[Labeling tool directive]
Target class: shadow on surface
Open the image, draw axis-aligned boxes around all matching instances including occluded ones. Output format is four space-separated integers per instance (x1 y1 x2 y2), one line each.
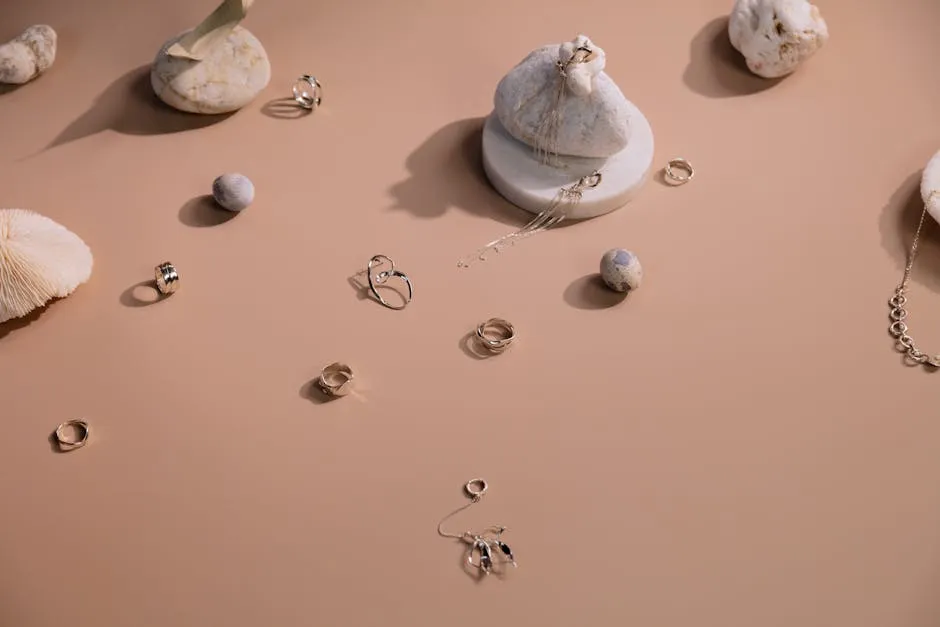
458 330 493 360
388 117 526 227
879 170 940 295
260 97 312 120
179 194 236 227
563 274 628 310
299 379 337 405
683 16 783 98
0 306 46 340
40 64 232 153
119 281 166 307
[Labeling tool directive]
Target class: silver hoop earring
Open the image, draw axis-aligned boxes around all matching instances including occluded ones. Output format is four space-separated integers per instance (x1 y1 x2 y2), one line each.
437 478 517 577
366 254 413 310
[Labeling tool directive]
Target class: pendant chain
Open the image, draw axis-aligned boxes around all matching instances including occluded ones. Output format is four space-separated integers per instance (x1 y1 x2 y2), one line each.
889 194 940 368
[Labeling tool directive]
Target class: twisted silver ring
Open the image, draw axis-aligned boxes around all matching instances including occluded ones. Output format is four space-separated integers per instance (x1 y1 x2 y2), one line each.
154 262 179 295
318 362 354 397
292 75 322 110
55 419 90 451
367 255 413 310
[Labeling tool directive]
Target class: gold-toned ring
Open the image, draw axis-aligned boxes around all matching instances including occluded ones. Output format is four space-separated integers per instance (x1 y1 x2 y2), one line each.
465 478 488 499
475 318 515 354
318 362 354 397
55 419 90 451
664 158 694 185
154 262 179 295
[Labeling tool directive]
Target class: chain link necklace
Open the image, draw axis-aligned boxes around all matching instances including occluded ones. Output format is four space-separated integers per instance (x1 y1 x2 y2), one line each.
888 192 940 368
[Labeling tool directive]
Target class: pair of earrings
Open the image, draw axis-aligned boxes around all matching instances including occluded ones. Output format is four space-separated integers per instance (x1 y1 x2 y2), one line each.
437 478 517 577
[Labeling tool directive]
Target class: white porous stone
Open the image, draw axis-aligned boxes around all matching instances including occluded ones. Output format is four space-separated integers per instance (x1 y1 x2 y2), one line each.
600 249 642 293
728 0 828 79
494 35 630 159
212 173 254 211
0 25 57 84
151 25 270 114
922 151 940 226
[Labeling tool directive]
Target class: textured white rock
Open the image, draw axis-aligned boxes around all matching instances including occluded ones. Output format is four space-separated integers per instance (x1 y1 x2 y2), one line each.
212 173 254 211
0 209 93 323
151 25 270 114
728 0 828 79
494 35 631 159
0 25 57 84
922 151 940 226
600 249 642 293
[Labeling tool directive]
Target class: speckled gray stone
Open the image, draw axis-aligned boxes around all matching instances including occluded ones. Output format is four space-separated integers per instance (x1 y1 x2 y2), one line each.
0 25 57 84
494 34 630 159
600 248 642 293
212 173 254 212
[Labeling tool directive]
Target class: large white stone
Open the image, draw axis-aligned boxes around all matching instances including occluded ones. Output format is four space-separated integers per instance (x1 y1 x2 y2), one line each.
728 0 828 79
150 25 270 115
922 151 940 226
0 25 57 85
494 35 631 160
481 107 653 220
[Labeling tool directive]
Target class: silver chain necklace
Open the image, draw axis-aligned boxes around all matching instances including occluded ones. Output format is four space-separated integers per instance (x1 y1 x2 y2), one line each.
889 192 940 367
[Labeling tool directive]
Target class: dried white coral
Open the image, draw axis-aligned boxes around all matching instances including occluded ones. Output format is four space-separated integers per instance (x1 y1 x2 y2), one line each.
0 209 93 323
728 0 828 79
922 151 940 226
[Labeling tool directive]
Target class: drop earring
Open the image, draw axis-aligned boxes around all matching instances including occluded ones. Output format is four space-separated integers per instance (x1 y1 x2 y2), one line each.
437 478 517 577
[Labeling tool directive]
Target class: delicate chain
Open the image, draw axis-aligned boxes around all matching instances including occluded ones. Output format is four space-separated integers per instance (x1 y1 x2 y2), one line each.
889 192 940 368
437 496 480 540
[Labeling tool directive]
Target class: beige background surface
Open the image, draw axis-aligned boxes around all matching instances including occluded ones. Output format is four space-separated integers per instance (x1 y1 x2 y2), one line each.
2 0 940 625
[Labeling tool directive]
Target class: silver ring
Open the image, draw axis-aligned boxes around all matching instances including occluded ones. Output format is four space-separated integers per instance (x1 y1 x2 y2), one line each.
292 75 322 110
55 419 90 450
318 362 354 397
664 158 694 184
465 478 488 499
154 262 179 295
475 318 515 353
367 255 413 310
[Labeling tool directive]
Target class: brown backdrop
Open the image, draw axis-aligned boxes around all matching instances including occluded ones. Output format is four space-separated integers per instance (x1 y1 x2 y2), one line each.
3 0 940 625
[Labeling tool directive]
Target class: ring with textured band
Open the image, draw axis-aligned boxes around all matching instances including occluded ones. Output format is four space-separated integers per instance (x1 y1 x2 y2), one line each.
154 262 179 295
318 362 354 397
292 75 322 110
664 158 694 185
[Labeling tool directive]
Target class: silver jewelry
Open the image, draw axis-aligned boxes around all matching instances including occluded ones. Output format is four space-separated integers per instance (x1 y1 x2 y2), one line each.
154 262 179 295
475 318 515 353
438 478 517 577
531 44 594 166
55 419 90 451
458 170 602 268
889 191 940 368
292 75 322 110
664 158 694 185
318 362 354 396
367 255 413 310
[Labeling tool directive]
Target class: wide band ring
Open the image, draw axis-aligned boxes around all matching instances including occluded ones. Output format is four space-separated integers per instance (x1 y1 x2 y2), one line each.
475 318 515 353
318 362 354 397
154 262 179 295
465 478 488 499
664 158 694 184
55 419 90 451
367 254 413 310
292 75 322 110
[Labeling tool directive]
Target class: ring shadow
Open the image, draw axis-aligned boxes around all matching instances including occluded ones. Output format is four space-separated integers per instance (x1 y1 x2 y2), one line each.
387 117 530 228
458 330 494 361
179 194 237 227
34 64 233 156
298 379 337 405
878 170 940 296
682 16 784 98
260 97 312 120
563 274 629 310
119 281 166 307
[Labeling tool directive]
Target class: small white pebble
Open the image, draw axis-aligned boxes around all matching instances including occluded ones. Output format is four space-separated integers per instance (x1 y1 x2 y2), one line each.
212 173 254 212
600 248 642 293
